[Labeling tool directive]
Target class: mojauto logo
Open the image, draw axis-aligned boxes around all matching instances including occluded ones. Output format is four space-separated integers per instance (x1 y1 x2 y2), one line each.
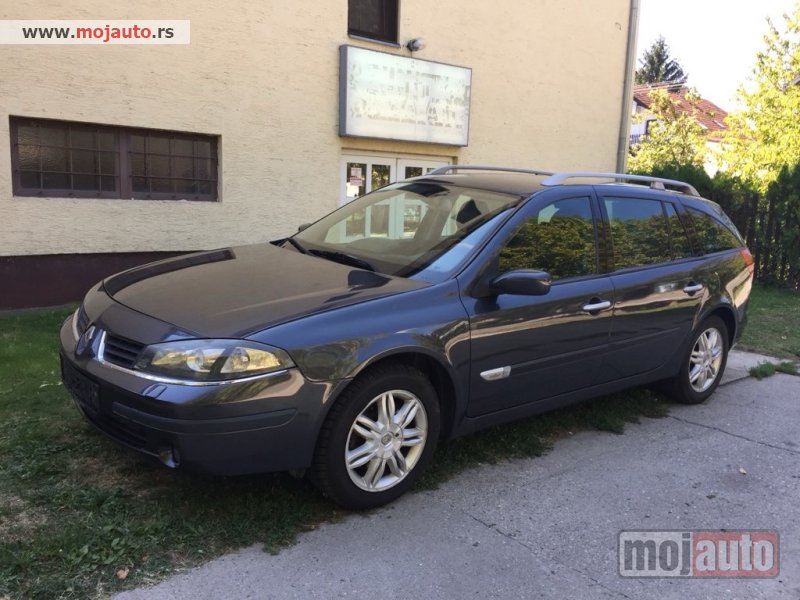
618 530 779 577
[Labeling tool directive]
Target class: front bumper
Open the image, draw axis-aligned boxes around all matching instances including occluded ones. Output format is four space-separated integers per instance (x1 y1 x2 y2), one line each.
59 313 345 475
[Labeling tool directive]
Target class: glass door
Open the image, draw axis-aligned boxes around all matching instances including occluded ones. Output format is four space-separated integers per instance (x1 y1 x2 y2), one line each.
341 155 394 206
340 154 450 206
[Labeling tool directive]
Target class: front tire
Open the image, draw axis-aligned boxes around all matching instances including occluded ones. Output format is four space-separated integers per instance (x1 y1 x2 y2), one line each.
667 316 729 404
311 364 440 509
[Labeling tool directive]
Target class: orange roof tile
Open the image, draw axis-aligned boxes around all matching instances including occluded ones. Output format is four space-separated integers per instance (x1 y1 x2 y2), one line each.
632 83 728 141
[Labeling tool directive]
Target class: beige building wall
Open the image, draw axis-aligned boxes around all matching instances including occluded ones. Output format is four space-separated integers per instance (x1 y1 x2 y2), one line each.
0 0 632 257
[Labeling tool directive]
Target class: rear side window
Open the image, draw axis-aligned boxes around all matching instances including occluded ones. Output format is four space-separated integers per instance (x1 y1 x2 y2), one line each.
686 207 741 254
604 198 671 269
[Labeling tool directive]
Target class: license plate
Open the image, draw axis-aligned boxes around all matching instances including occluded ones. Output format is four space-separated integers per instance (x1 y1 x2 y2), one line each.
61 357 100 413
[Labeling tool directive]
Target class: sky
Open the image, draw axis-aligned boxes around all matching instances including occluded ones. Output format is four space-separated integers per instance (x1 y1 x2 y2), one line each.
636 0 797 110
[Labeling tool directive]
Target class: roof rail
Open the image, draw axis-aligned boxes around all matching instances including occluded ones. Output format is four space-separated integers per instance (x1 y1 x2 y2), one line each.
428 164 554 176
541 172 701 197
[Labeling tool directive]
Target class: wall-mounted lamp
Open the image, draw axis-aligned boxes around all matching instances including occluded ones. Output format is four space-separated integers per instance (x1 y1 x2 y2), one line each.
405 37 426 52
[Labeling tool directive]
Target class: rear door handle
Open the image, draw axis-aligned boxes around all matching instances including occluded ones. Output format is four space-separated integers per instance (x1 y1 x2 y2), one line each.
683 282 704 295
582 299 612 313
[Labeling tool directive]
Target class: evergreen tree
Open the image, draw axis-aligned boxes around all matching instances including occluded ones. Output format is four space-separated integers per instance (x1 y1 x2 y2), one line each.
635 36 688 84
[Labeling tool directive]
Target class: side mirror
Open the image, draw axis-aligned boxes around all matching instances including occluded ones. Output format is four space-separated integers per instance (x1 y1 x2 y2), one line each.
297 223 312 232
490 269 551 296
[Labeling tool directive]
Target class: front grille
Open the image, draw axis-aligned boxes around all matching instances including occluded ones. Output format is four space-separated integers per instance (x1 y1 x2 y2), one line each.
102 334 145 369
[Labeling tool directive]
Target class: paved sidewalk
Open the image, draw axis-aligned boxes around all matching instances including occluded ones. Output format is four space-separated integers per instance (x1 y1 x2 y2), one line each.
722 348 784 384
118 351 800 600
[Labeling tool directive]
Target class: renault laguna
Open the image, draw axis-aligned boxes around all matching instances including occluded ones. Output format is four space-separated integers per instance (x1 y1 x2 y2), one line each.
60 166 753 508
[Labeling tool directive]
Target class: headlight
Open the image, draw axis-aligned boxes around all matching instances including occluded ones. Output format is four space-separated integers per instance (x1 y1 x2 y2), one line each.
133 339 294 382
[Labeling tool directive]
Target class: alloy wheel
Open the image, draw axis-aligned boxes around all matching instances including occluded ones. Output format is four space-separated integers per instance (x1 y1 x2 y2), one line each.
344 389 428 492
688 327 724 393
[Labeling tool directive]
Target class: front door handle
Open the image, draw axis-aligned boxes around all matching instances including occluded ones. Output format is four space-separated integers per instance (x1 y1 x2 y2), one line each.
582 298 612 313
683 282 704 295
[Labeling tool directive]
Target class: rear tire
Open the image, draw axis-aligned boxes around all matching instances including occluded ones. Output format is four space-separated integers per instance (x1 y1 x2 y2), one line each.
311 364 440 509
666 316 729 405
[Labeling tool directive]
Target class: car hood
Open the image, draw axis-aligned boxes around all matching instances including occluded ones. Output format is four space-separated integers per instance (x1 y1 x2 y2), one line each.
104 243 428 338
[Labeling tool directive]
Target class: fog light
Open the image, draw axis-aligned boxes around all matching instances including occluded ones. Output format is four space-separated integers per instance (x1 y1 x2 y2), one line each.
158 445 180 468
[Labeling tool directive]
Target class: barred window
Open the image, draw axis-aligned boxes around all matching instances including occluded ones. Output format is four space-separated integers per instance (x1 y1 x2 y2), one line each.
129 131 216 198
10 117 218 201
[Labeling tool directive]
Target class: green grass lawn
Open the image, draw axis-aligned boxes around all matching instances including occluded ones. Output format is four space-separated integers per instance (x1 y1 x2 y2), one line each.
0 306 672 599
739 285 800 358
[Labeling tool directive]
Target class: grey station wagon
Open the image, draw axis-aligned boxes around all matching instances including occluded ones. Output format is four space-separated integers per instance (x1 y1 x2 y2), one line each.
60 166 754 508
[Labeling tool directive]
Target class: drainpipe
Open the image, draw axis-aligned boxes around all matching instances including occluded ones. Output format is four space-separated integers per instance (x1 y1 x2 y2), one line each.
616 0 640 173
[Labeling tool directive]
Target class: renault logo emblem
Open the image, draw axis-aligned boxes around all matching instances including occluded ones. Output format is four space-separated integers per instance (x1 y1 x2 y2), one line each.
75 325 96 357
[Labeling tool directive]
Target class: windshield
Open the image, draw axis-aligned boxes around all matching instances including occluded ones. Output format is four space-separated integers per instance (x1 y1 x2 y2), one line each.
291 181 522 282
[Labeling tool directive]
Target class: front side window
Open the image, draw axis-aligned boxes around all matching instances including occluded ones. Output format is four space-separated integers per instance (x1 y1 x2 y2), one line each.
10 117 218 201
498 197 597 280
348 0 398 43
604 197 671 269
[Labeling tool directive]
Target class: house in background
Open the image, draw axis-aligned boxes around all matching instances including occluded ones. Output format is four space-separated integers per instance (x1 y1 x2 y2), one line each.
630 83 728 173
1 0 641 309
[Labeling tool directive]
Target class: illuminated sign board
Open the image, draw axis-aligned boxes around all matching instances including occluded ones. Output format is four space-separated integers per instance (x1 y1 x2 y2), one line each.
339 45 471 146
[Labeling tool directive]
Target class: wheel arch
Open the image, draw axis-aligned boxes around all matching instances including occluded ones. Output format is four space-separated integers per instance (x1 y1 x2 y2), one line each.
698 303 737 347
319 348 463 443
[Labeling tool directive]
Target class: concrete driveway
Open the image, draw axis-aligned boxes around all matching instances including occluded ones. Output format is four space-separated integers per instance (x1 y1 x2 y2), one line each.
118 351 800 599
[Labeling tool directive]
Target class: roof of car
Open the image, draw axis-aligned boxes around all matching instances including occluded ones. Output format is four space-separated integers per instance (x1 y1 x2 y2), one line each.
413 166 703 199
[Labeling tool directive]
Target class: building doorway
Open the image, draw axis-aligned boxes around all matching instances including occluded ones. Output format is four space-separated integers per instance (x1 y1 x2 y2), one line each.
340 154 450 206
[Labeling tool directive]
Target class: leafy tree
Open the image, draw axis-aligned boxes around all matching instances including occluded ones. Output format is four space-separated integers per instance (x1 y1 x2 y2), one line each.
723 7 800 192
627 88 708 173
635 36 688 84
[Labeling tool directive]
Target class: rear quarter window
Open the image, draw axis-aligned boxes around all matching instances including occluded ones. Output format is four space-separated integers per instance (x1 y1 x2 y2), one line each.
686 207 742 254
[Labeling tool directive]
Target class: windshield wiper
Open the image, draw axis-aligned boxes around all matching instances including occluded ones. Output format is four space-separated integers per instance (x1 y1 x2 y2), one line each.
307 249 375 272
285 237 307 254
